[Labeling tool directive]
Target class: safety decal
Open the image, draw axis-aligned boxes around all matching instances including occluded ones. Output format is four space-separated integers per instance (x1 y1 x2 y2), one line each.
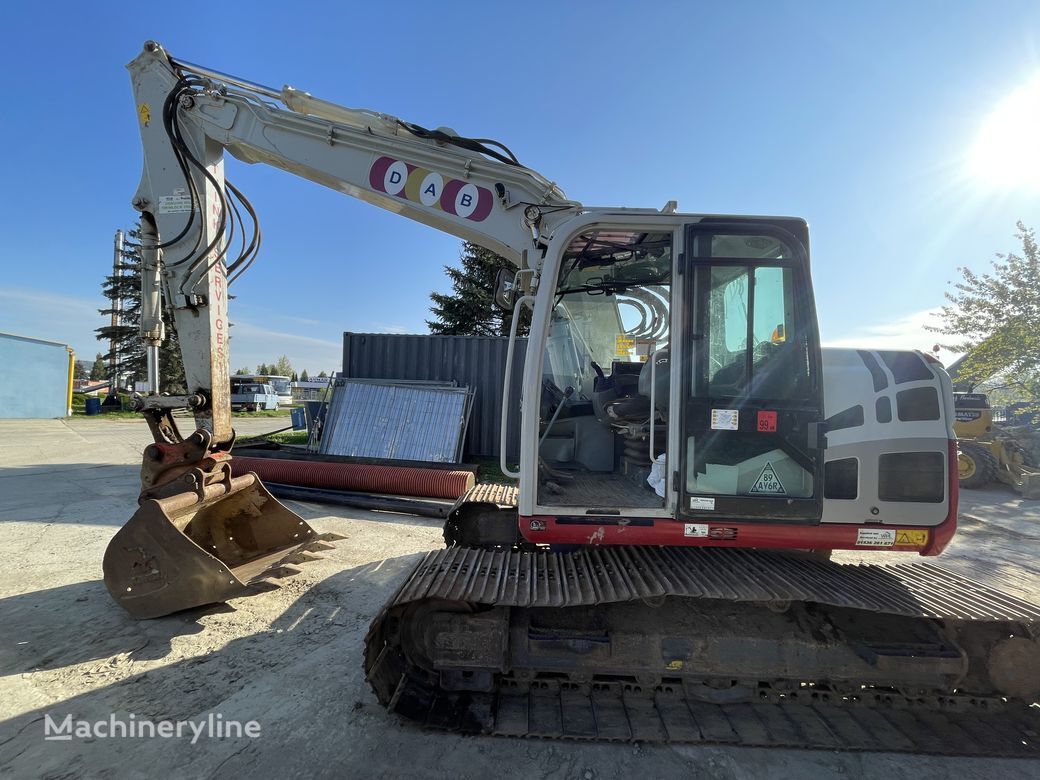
757 410 778 432
689 497 716 511
158 195 192 214
683 523 708 537
368 156 493 221
708 527 738 540
138 103 151 126
749 462 786 495
895 529 928 546
710 409 739 431
856 528 896 547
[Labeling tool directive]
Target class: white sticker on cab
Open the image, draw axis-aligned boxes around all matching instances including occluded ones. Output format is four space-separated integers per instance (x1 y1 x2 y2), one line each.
684 523 709 537
689 497 716 511
710 409 739 431
856 528 896 547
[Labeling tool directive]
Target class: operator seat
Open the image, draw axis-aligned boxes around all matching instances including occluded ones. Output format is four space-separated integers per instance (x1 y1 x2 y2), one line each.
601 350 670 422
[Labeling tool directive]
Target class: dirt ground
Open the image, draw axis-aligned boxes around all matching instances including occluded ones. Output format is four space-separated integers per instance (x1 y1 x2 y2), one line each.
1 417 1038 779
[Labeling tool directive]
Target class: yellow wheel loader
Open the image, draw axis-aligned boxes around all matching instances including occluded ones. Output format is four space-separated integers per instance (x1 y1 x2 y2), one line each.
954 392 1040 498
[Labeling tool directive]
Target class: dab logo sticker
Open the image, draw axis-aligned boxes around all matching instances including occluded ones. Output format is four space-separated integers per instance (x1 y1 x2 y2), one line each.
750 462 786 495
368 156 493 222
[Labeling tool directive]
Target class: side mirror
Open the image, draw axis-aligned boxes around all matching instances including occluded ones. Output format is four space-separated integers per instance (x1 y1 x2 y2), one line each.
493 268 517 312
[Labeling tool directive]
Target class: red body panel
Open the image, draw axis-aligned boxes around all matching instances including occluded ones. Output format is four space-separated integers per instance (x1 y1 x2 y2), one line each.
519 441 960 557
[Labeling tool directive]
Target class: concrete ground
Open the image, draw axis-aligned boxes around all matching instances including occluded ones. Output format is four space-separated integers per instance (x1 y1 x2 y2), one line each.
0 417 1038 779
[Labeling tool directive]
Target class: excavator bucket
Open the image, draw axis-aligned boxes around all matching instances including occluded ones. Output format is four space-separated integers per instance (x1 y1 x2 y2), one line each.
104 471 342 619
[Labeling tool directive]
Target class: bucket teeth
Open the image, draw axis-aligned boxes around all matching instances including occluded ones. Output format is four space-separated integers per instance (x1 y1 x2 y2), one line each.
261 563 304 580
317 532 347 542
306 540 339 552
282 551 325 565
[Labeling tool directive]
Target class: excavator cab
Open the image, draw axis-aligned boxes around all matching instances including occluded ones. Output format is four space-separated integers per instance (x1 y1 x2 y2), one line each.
533 219 824 524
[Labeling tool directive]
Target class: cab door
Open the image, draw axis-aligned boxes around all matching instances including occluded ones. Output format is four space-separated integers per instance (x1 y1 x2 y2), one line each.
680 221 825 522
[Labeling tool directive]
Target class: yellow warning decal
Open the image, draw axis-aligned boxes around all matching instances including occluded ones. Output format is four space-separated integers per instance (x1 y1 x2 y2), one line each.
894 529 928 546
138 103 151 126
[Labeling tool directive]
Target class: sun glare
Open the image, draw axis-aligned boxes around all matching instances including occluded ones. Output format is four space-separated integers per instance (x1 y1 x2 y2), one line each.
968 74 1040 190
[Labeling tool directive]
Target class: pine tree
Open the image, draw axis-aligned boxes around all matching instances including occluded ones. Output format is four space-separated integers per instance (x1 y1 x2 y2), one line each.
96 228 186 393
428 241 530 336
300 369 309 382
234 367 251 375
89 353 107 381
318 370 328 378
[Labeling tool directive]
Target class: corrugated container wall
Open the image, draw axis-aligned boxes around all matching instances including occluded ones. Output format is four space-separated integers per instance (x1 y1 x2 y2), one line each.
342 333 527 458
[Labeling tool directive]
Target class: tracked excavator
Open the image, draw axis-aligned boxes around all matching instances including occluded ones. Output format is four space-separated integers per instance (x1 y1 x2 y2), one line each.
105 42 1040 755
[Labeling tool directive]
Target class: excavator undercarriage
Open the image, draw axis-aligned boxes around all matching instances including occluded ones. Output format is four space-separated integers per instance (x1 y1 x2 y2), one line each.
365 543 1040 756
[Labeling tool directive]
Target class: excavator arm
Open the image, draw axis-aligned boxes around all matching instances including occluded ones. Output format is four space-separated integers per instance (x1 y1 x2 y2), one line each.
127 40 581 443
106 41 583 618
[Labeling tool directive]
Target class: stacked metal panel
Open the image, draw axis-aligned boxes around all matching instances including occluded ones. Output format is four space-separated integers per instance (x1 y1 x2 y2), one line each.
341 332 528 458
318 378 474 463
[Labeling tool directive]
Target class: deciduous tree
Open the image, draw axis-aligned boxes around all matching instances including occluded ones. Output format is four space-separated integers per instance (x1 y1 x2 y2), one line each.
930 222 1039 400
89 353 106 381
273 355 294 377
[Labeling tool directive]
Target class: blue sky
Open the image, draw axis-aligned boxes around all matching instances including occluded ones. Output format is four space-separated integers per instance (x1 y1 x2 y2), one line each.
1 2 1037 375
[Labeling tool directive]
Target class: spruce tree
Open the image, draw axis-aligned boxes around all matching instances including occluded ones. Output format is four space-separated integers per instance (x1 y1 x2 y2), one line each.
428 241 530 336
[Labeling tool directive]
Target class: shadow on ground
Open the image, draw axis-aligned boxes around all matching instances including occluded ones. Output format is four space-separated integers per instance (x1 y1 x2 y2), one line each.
0 553 426 777
0 579 215 675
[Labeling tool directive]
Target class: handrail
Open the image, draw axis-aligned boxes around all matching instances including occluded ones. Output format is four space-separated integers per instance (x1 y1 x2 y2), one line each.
500 294 536 479
648 348 666 465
